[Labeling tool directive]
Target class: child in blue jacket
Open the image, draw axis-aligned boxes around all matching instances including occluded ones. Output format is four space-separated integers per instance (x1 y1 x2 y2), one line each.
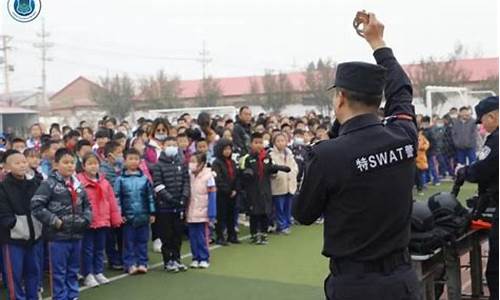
115 148 155 275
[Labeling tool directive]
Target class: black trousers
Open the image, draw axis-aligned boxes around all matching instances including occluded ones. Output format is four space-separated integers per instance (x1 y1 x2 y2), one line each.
156 212 183 263
249 214 268 235
324 264 420 300
486 216 498 300
216 194 237 240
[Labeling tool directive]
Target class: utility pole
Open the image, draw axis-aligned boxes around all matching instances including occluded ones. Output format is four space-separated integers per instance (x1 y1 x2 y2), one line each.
0 35 13 102
198 40 212 80
33 18 53 110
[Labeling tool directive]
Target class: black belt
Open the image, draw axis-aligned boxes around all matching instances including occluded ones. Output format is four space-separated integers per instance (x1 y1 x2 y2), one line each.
329 250 411 276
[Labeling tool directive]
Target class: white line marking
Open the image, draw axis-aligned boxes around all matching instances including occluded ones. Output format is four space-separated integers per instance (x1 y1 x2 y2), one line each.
43 234 252 300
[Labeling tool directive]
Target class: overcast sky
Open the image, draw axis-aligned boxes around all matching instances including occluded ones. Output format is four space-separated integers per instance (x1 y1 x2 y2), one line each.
0 0 498 93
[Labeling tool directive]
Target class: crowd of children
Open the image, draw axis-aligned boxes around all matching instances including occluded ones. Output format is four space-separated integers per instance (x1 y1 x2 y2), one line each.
0 107 327 300
0 105 487 299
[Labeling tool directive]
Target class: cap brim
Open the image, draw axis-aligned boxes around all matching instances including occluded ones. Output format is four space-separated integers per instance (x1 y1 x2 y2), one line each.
326 84 336 91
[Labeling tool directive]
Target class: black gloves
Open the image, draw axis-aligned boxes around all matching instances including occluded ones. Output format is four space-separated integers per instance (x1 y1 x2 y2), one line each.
273 165 291 173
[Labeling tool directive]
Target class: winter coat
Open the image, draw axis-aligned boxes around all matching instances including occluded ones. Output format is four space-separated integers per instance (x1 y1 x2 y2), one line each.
115 170 155 228
239 150 279 215
139 159 153 183
429 126 447 155
269 147 299 196
186 167 217 223
290 143 307 185
77 173 122 229
233 120 252 155
451 118 478 149
416 132 430 170
151 152 190 213
144 139 163 164
31 171 92 241
100 160 122 188
0 174 42 246
212 139 239 196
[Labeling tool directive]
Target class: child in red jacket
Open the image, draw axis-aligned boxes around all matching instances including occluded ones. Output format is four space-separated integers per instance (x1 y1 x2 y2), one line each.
77 153 122 288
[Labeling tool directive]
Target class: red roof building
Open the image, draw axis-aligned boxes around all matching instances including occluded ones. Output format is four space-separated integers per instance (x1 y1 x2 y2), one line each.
48 57 499 114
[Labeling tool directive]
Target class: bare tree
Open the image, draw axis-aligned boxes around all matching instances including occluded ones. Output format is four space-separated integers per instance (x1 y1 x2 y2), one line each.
196 76 222 107
477 75 499 95
410 43 471 100
245 77 262 104
303 58 336 114
92 74 134 120
139 70 181 109
261 71 294 113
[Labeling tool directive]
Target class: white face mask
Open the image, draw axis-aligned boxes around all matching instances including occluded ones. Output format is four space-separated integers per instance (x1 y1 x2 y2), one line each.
155 134 168 142
294 137 305 145
164 146 178 157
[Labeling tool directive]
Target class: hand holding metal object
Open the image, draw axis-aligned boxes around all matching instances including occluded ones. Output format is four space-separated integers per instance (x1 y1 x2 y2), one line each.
353 10 369 37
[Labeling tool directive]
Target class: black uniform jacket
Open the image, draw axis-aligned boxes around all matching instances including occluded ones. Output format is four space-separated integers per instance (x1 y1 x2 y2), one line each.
293 47 418 261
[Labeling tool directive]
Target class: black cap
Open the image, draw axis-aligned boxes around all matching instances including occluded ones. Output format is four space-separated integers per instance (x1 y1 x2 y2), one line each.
475 96 499 124
327 62 387 96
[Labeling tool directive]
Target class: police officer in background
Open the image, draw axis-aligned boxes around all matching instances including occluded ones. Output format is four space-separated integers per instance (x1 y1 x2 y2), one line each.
293 12 420 299
456 96 498 300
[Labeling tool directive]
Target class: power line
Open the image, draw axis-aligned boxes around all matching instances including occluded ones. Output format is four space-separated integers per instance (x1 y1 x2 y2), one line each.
33 18 53 110
16 38 199 62
198 40 212 80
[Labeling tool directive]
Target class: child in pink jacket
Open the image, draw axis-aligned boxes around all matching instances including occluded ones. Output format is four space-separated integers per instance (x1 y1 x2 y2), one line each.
77 153 122 288
186 152 216 269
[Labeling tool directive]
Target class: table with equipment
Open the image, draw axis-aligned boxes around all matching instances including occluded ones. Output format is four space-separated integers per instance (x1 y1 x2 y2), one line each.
411 229 489 300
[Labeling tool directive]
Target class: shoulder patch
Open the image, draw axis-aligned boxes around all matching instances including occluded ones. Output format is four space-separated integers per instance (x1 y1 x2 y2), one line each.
478 145 491 161
353 144 415 175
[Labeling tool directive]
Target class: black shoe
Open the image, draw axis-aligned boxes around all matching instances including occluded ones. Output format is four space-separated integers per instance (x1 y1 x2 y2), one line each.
250 235 258 244
260 234 268 245
228 238 241 244
216 239 229 246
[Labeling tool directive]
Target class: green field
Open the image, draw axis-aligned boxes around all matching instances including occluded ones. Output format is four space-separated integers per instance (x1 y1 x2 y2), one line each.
1 182 477 300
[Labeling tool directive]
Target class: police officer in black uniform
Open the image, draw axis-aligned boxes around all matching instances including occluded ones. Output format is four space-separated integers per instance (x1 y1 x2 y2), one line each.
456 96 498 300
293 12 420 300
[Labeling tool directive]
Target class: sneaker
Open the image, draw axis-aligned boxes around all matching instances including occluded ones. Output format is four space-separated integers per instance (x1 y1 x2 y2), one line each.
137 265 148 274
94 273 110 285
165 261 179 273
260 234 269 245
282 228 291 235
128 266 139 275
153 238 162 253
228 237 241 244
83 274 99 288
175 261 188 272
110 264 123 271
198 261 210 269
190 261 200 269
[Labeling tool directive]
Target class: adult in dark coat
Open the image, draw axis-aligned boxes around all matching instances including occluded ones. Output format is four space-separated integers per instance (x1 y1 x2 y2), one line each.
232 106 252 155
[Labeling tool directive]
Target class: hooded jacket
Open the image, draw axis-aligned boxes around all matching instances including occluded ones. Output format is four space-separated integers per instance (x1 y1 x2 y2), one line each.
0 174 42 246
77 172 123 229
186 167 217 223
31 171 92 241
211 139 239 195
269 146 299 196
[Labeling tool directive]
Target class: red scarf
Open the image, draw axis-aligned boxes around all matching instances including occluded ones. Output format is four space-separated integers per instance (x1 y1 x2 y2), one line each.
257 150 266 180
65 179 78 207
85 174 105 202
225 158 234 180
